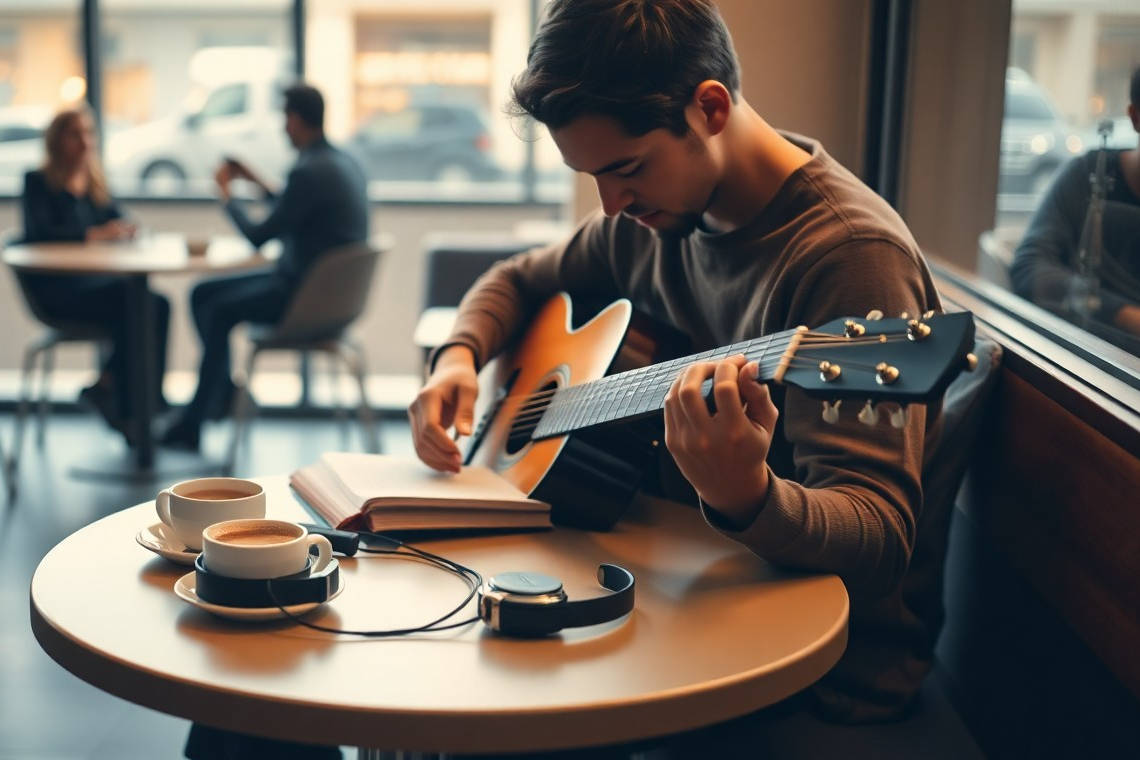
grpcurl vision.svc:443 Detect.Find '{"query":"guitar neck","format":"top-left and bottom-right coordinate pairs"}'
top-left (531, 328), bottom-right (799, 440)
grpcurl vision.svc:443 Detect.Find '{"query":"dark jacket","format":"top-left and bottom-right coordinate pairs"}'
top-left (224, 136), bottom-right (370, 290)
top-left (21, 169), bottom-right (123, 243)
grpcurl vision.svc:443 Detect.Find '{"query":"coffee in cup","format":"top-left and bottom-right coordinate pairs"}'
top-left (155, 477), bottom-right (266, 551)
top-left (202, 519), bottom-right (332, 579)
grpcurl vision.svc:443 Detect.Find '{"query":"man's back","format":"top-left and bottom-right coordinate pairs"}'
top-left (275, 139), bottom-right (370, 286)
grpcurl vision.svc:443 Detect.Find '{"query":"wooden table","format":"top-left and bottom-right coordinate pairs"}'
top-left (3, 234), bottom-right (271, 476)
top-left (30, 477), bottom-right (848, 754)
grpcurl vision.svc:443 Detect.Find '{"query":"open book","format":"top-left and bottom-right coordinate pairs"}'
top-left (290, 452), bottom-right (551, 532)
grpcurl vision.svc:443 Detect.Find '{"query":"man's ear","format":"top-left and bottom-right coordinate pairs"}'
top-left (689, 80), bottom-right (732, 137)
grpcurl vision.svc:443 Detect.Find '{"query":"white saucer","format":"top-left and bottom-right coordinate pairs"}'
top-left (136, 523), bottom-right (199, 566)
top-left (173, 571), bottom-right (344, 622)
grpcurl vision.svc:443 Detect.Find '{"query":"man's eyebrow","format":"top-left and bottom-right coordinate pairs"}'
top-left (567, 156), bottom-right (638, 176)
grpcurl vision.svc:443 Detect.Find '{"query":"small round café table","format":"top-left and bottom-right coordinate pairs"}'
top-left (3, 233), bottom-right (271, 478)
top-left (30, 477), bottom-right (848, 756)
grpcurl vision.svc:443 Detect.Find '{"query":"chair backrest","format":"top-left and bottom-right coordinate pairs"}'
top-left (269, 242), bottom-right (382, 342)
top-left (422, 234), bottom-right (542, 308)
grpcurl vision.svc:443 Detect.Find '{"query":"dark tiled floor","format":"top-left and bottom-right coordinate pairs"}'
top-left (0, 412), bottom-right (410, 760)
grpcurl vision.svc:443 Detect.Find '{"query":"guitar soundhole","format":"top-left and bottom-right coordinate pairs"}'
top-left (504, 380), bottom-right (558, 455)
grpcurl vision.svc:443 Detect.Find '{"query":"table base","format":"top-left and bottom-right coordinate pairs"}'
top-left (68, 449), bottom-right (225, 483)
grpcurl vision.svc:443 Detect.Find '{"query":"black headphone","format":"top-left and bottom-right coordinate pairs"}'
top-left (477, 564), bottom-right (635, 637)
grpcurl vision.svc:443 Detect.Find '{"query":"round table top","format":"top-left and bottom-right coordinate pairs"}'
top-left (2, 233), bottom-right (272, 276)
top-left (30, 477), bottom-right (848, 753)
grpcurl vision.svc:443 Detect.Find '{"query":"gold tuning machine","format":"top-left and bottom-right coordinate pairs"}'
top-left (964, 352), bottom-right (978, 372)
top-left (844, 320), bottom-right (866, 337)
top-left (875, 362), bottom-right (900, 385)
top-left (865, 309), bottom-right (883, 321)
top-left (906, 319), bottom-right (932, 341)
top-left (819, 361), bottom-right (842, 382)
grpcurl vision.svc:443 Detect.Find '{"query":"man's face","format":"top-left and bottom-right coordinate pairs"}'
top-left (284, 110), bottom-right (305, 149)
top-left (552, 112), bottom-right (720, 236)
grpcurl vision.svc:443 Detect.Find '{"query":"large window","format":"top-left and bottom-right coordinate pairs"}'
top-left (0, 1), bottom-right (83, 196)
top-left (306, 0), bottom-right (570, 203)
top-left (984, 0), bottom-right (1140, 362)
top-left (99, 0), bottom-right (291, 197)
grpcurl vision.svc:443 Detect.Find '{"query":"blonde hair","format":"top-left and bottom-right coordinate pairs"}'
top-left (41, 108), bottom-right (111, 207)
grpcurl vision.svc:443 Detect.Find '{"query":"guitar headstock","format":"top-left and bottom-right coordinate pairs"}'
top-left (780, 310), bottom-right (976, 409)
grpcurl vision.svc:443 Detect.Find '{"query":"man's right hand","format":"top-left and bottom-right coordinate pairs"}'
top-left (408, 345), bottom-right (479, 473)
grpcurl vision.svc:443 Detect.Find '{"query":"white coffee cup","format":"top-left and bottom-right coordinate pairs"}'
top-left (155, 477), bottom-right (266, 551)
top-left (202, 519), bottom-right (332, 580)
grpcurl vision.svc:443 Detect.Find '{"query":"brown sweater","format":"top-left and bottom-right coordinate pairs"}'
top-left (442, 133), bottom-right (947, 722)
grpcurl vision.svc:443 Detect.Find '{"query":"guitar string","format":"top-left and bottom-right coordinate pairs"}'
top-left (504, 354), bottom-right (901, 436)
top-left (491, 331), bottom-right (921, 435)
top-left (499, 331), bottom-right (913, 414)
top-left (507, 336), bottom-right (913, 420)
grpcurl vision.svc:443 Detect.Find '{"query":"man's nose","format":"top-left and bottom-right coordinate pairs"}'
top-left (595, 177), bottom-right (633, 217)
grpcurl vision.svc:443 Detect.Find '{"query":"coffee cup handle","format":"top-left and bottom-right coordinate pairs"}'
top-left (156, 489), bottom-right (173, 526)
top-left (306, 535), bottom-right (333, 573)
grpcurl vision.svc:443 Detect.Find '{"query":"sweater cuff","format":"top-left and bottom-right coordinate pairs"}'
top-left (428, 340), bottom-right (480, 374)
top-left (699, 467), bottom-right (804, 555)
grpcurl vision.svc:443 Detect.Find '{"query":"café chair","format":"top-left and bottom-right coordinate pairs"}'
top-left (225, 241), bottom-right (384, 472)
top-left (5, 272), bottom-right (112, 484)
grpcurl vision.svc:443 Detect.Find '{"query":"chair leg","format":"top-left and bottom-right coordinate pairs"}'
top-left (226, 349), bottom-right (260, 474)
top-left (340, 340), bottom-right (380, 454)
top-left (36, 345), bottom-right (55, 448)
top-left (10, 342), bottom-right (43, 476)
top-left (327, 351), bottom-right (350, 444)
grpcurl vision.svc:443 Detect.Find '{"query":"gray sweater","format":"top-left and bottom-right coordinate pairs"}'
top-left (442, 133), bottom-right (947, 722)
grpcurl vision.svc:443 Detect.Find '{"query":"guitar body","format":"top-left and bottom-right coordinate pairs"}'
top-left (465, 294), bottom-right (675, 530)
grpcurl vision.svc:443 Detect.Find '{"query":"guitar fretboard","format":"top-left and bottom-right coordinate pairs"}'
top-left (530, 328), bottom-right (797, 440)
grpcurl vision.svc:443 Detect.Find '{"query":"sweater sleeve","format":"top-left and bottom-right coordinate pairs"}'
top-left (701, 239), bottom-right (934, 596)
top-left (432, 210), bottom-right (624, 370)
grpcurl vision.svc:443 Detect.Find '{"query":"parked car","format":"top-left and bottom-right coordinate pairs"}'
top-left (999, 68), bottom-right (1084, 197)
top-left (104, 47), bottom-right (293, 196)
top-left (345, 102), bottom-right (502, 183)
top-left (0, 105), bottom-right (50, 195)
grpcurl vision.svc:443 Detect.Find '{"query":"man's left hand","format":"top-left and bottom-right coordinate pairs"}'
top-left (664, 355), bottom-right (779, 523)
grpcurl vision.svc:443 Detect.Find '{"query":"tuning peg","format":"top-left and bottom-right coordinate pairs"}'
top-left (899, 311), bottom-right (910, 320)
top-left (865, 309), bottom-right (883, 320)
top-left (923, 310), bottom-right (936, 320)
top-left (821, 400), bottom-right (841, 424)
top-left (906, 319), bottom-right (932, 341)
top-left (819, 361), bottom-right (842, 382)
top-left (875, 362), bottom-right (900, 385)
top-left (843, 320), bottom-right (866, 337)
top-left (964, 352), bottom-right (978, 372)
top-left (858, 400), bottom-right (878, 426)
top-left (889, 405), bottom-right (909, 429)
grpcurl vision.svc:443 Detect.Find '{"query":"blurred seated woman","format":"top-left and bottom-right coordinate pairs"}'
top-left (19, 107), bottom-right (170, 444)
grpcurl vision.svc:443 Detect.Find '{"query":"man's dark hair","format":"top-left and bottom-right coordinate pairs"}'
top-left (283, 84), bottom-right (324, 130)
top-left (1131, 65), bottom-right (1140, 108)
top-left (510, 0), bottom-right (740, 137)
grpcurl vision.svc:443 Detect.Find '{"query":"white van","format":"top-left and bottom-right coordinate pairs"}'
top-left (105, 47), bottom-right (294, 196)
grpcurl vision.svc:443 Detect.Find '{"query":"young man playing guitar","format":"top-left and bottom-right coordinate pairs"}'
top-left (410, 0), bottom-right (955, 745)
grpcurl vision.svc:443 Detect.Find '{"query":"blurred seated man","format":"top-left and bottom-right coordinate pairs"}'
top-left (20, 107), bottom-right (170, 445)
top-left (1010, 66), bottom-right (1140, 353)
top-left (162, 84), bottom-right (369, 450)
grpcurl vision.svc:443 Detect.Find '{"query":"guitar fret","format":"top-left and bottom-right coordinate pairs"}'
top-left (531, 328), bottom-right (800, 439)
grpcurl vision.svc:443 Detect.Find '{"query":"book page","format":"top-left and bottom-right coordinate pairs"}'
top-left (320, 453), bottom-right (548, 510)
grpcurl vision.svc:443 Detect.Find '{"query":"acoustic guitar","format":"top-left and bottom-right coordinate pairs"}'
top-left (464, 293), bottom-right (976, 529)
